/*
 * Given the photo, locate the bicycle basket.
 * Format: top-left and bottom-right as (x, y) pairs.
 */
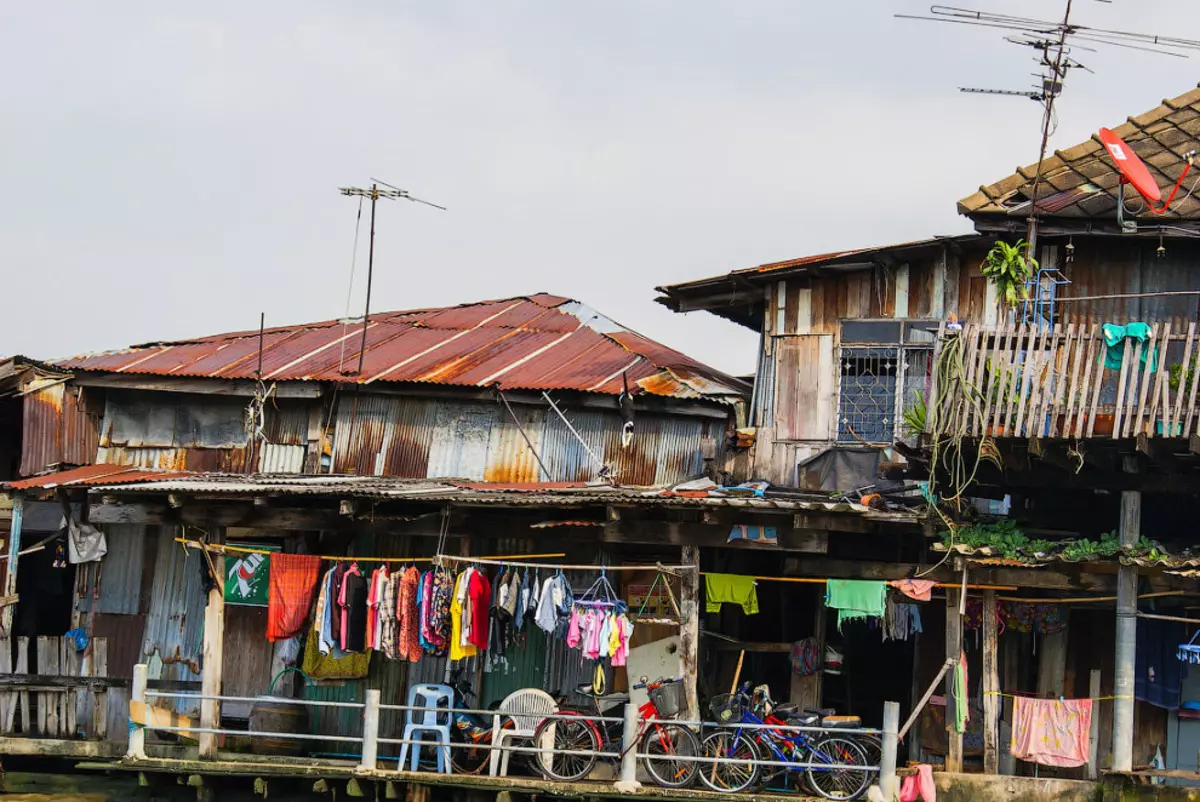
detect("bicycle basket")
(708, 693), (746, 724)
(649, 680), (685, 718)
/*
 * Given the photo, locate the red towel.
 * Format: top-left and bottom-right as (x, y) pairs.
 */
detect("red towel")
(267, 554), (322, 641)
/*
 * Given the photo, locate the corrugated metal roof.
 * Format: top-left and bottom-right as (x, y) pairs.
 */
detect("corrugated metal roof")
(960, 83), (1200, 221)
(4, 463), (193, 490)
(55, 294), (748, 402)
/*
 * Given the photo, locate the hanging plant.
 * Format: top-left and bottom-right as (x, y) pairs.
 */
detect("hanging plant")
(980, 239), (1037, 309)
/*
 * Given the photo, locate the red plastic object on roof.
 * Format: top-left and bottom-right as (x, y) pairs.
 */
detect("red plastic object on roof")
(1099, 127), (1162, 203)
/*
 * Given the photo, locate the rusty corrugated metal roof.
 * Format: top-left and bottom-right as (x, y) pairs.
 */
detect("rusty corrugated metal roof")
(55, 294), (748, 402)
(960, 83), (1200, 220)
(5, 464), (194, 490)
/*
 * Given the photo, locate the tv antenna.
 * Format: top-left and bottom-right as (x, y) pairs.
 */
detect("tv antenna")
(337, 181), (446, 377)
(899, 3), (1200, 253)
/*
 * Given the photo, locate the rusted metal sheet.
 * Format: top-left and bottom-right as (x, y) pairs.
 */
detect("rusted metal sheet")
(144, 526), (205, 716)
(56, 295), (748, 402)
(258, 443), (306, 473)
(332, 394), (436, 476)
(426, 403), (498, 480)
(91, 612), (147, 679)
(484, 405), (546, 483)
(4, 463), (192, 490)
(19, 384), (99, 476)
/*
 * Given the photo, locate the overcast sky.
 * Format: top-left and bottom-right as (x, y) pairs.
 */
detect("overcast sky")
(3, 2), (1198, 375)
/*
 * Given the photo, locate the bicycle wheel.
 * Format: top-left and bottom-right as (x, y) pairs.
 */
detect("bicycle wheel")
(533, 712), (600, 782)
(449, 734), (490, 775)
(640, 723), (700, 788)
(805, 735), (872, 801)
(855, 733), (882, 769)
(697, 730), (760, 793)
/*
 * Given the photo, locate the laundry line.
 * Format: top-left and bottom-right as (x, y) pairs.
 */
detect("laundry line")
(984, 690), (1132, 702)
(433, 553), (692, 572)
(699, 571), (1017, 591)
(175, 538), (565, 564)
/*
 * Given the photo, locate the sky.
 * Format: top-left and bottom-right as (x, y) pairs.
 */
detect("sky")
(2, 2), (1199, 377)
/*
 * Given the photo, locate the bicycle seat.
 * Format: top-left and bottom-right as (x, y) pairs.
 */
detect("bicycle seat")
(821, 715), (862, 729)
(805, 707), (836, 718)
(575, 683), (630, 704)
(772, 703), (800, 717)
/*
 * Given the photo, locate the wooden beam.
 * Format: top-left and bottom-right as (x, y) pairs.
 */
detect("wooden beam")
(72, 374), (322, 398)
(0, 737), (124, 758)
(945, 585), (963, 773)
(982, 589), (999, 774)
(679, 545), (700, 724)
(199, 527), (225, 760)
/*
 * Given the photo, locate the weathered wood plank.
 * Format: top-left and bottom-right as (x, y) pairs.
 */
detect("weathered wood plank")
(1114, 338), (1134, 439)
(946, 586), (964, 772)
(679, 545), (700, 724)
(996, 321), (1020, 435)
(1176, 322), (1197, 437)
(16, 637), (29, 734)
(1085, 329), (1106, 438)
(92, 638), (108, 740)
(982, 589), (999, 774)
(0, 636), (12, 733)
(1050, 323), (1075, 436)
(1134, 327), (1160, 437)
(1002, 324), (1030, 436)
(978, 324), (1005, 436)
(962, 324), (985, 435)
(1014, 327), (1038, 437)
(1146, 323), (1171, 438)
(63, 637), (77, 738)
(1065, 326), (1087, 437)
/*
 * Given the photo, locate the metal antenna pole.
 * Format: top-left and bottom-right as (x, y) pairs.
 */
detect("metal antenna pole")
(1026, 0), (1074, 257)
(338, 182), (446, 377)
(358, 184), (379, 377)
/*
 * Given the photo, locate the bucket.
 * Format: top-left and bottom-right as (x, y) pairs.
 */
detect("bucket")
(249, 697), (309, 756)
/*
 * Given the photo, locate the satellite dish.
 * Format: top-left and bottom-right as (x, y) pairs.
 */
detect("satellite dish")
(1098, 127), (1195, 216)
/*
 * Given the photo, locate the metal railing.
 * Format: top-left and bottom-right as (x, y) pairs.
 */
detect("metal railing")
(128, 664), (902, 796)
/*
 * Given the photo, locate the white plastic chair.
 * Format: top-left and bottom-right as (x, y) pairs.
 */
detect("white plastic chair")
(488, 688), (558, 777)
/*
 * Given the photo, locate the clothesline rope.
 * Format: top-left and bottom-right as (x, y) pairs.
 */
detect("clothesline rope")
(175, 538), (565, 564)
(984, 691), (1133, 701)
(698, 571), (1016, 591)
(433, 553), (692, 572)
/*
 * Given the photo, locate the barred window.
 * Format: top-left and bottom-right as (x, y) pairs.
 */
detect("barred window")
(837, 322), (934, 444)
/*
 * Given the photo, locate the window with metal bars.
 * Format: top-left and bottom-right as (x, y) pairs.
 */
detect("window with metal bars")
(836, 322), (934, 444)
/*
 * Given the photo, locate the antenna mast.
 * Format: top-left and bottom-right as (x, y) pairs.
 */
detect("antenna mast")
(338, 181), (446, 377)
(900, 3), (1200, 256)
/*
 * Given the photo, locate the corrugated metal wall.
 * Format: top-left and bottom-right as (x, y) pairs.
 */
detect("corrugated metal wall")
(143, 526), (205, 717)
(330, 394), (717, 486)
(20, 383), (100, 476)
(93, 524), (145, 614)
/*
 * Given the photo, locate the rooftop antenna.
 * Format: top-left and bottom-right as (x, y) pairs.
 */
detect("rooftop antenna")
(899, 3), (1200, 254)
(338, 181), (446, 377)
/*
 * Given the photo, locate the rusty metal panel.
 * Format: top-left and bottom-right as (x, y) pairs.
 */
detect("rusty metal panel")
(426, 403), (498, 480)
(95, 446), (190, 470)
(91, 613), (147, 679)
(538, 409), (609, 483)
(93, 524), (146, 615)
(144, 525), (204, 716)
(652, 416), (708, 486)
(19, 384), (99, 476)
(55, 295), (748, 402)
(484, 405), (546, 483)
(332, 394), (436, 476)
(263, 403), (310, 446)
(258, 443), (306, 473)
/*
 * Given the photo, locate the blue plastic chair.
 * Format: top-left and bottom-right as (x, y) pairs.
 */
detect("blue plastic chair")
(398, 683), (454, 774)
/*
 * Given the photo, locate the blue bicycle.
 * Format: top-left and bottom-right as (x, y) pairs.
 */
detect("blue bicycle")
(698, 685), (873, 800)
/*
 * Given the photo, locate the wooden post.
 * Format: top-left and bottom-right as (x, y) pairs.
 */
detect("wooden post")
(945, 585), (963, 772)
(1113, 484), (1139, 773)
(982, 589), (999, 774)
(679, 545), (700, 723)
(1, 493), (22, 634)
(129, 663), (147, 759)
(1087, 669), (1101, 780)
(199, 528), (226, 760)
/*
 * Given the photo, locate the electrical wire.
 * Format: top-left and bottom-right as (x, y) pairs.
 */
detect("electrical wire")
(337, 196), (365, 375)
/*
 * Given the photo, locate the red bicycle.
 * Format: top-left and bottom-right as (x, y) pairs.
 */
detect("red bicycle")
(533, 676), (700, 788)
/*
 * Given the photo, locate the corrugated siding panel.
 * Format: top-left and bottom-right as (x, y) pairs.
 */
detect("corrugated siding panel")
(539, 410), (608, 483)
(481, 626), (547, 707)
(262, 403), (310, 446)
(484, 406), (546, 483)
(259, 443), (306, 473)
(332, 395), (437, 477)
(20, 384), (99, 476)
(606, 414), (660, 486)
(222, 606), (275, 702)
(143, 526), (205, 717)
(96, 446), (190, 471)
(426, 403), (498, 480)
(652, 416), (707, 486)
(94, 524), (146, 614)
(91, 613), (147, 679)
(307, 680), (365, 745)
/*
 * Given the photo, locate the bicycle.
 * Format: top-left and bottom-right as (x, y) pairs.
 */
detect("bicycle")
(443, 670), (517, 775)
(533, 676), (700, 788)
(698, 685), (873, 800)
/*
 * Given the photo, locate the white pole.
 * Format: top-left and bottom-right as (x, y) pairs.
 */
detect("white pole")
(360, 689), (380, 771)
(129, 663), (147, 760)
(615, 702), (642, 792)
(880, 701), (900, 801)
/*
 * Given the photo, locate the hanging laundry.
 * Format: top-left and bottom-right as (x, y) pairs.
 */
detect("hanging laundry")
(898, 764), (937, 802)
(396, 566), (420, 662)
(366, 565), (389, 651)
(380, 568), (400, 660)
(883, 596), (924, 642)
(329, 562), (347, 647)
(1010, 697), (1092, 767)
(450, 569), (477, 661)
(468, 568), (491, 651)
(535, 572), (570, 633)
(1102, 322), (1156, 372)
(302, 624), (371, 680)
(704, 573), (759, 615)
(611, 614), (634, 667)
(315, 567), (336, 655)
(952, 650), (968, 734)
(890, 578), (936, 603)
(791, 637), (820, 677)
(429, 569), (451, 654)
(826, 579), (886, 631)
(266, 553), (321, 642)
(339, 564), (368, 653)
(727, 525), (778, 546)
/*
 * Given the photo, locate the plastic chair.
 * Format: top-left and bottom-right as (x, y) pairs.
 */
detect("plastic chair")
(398, 683), (454, 774)
(489, 688), (558, 777)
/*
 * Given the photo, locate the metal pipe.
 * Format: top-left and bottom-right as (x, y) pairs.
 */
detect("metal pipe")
(879, 701), (900, 800)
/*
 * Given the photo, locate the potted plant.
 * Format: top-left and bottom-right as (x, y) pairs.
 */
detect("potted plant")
(981, 239), (1037, 311)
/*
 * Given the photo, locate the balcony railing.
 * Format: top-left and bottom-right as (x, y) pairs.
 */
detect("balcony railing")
(927, 322), (1200, 440)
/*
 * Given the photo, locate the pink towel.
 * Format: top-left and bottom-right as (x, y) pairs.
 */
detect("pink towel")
(1010, 697), (1092, 768)
(891, 578), (936, 602)
(899, 764), (936, 802)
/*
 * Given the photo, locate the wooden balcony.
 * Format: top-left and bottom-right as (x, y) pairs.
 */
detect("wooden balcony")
(926, 321), (1200, 441)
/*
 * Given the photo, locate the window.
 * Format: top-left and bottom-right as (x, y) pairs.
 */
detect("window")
(837, 321), (934, 444)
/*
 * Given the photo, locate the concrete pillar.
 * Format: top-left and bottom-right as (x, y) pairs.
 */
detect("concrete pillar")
(1112, 485), (1140, 773)
(880, 701), (900, 800)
